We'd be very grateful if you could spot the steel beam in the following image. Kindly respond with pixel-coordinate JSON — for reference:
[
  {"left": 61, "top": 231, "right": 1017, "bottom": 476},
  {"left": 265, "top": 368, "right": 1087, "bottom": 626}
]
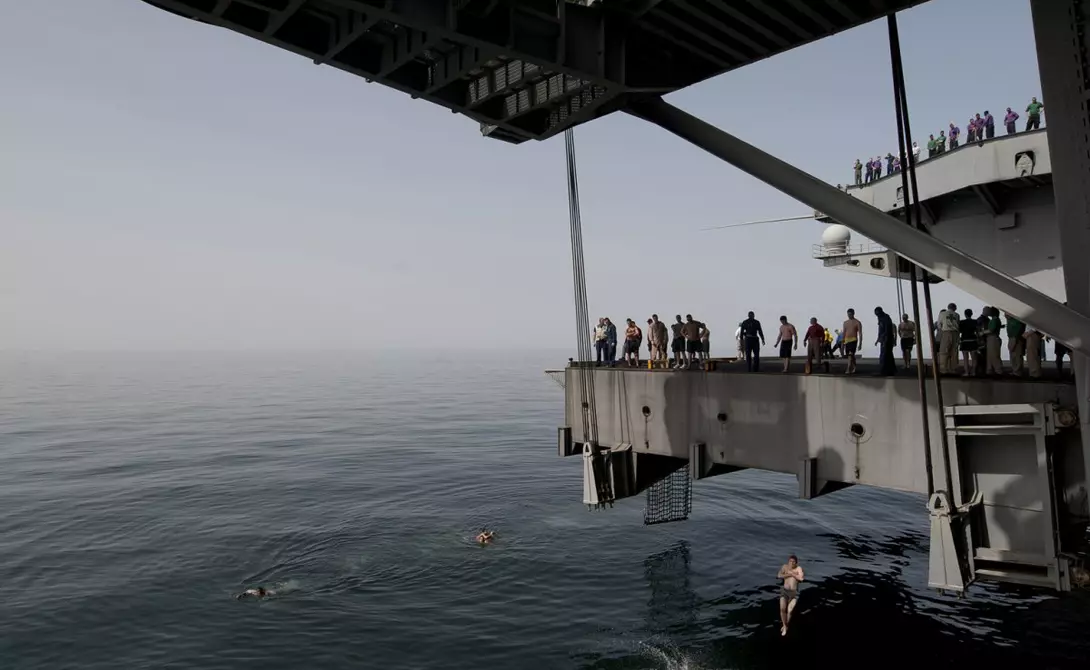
[
  {"left": 266, "top": 0, "right": 306, "bottom": 35},
  {"left": 313, "top": 11, "right": 379, "bottom": 65},
  {"left": 705, "top": 0, "right": 790, "bottom": 48},
  {"left": 744, "top": 0, "right": 811, "bottom": 39},
  {"left": 626, "top": 96, "right": 1090, "bottom": 355}
]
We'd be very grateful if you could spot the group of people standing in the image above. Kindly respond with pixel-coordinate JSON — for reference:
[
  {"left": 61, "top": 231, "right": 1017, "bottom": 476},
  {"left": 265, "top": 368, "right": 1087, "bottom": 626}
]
[
  {"left": 591, "top": 300, "right": 1072, "bottom": 379},
  {"left": 926, "top": 302, "right": 1067, "bottom": 378},
  {"left": 592, "top": 314, "right": 710, "bottom": 368},
  {"left": 853, "top": 97, "right": 1045, "bottom": 186}
]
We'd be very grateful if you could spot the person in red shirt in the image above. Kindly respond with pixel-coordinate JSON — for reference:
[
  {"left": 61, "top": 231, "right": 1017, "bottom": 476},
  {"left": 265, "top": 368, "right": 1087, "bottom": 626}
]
[{"left": 803, "top": 317, "right": 826, "bottom": 374}]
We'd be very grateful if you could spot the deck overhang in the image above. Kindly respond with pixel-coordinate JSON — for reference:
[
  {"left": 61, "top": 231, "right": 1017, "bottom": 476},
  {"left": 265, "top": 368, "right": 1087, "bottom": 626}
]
[{"left": 141, "top": 0, "right": 929, "bottom": 143}]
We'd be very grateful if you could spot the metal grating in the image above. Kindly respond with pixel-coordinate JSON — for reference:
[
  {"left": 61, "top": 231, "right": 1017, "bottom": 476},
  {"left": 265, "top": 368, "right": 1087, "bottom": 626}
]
[
  {"left": 544, "top": 370, "right": 566, "bottom": 389},
  {"left": 644, "top": 466, "right": 692, "bottom": 525}
]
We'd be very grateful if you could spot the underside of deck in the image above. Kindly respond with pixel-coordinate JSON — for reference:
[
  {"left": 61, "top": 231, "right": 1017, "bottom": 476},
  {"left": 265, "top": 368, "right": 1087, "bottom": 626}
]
[{"left": 141, "top": 0, "right": 928, "bottom": 142}]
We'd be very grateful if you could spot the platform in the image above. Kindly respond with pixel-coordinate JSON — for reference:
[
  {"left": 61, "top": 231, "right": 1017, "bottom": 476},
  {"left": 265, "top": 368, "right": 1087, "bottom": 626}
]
[
  {"left": 142, "top": 0, "right": 928, "bottom": 142},
  {"left": 559, "top": 361, "right": 1085, "bottom": 590}
]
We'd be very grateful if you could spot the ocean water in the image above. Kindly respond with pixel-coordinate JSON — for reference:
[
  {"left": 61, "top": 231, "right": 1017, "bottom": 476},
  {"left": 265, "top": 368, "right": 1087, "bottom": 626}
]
[{"left": 1, "top": 351, "right": 1087, "bottom": 670}]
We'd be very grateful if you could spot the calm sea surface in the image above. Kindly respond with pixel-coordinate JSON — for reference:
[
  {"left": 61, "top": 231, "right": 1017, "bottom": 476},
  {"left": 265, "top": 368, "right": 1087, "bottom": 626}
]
[{"left": 1, "top": 351, "right": 1087, "bottom": 669}]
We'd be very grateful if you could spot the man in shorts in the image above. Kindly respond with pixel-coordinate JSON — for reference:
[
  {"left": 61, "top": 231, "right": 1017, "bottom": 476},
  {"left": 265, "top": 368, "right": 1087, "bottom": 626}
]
[
  {"left": 777, "top": 554, "right": 805, "bottom": 636},
  {"left": 898, "top": 313, "right": 916, "bottom": 369},
  {"left": 671, "top": 315, "right": 685, "bottom": 368},
  {"left": 774, "top": 315, "right": 798, "bottom": 373},
  {"left": 681, "top": 314, "right": 703, "bottom": 368},
  {"left": 842, "top": 309, "right": 863, "bottom": 374}
]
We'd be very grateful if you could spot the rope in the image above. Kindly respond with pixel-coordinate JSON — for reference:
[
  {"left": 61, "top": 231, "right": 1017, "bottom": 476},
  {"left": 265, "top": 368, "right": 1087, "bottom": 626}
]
[
  {"left": 887, "top": 14, "right": 934, "bottom": 497},
  {"left": 565, "top": 129, "right": 611, "bottom": 505}
]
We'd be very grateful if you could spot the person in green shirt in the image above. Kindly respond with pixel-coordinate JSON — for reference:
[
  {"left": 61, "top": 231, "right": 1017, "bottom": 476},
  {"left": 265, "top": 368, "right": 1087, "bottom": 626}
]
[
  {"left": 984, "top": 307, "right": 1004, "bottom": 376},
  {"left": 853, "top": 159, "right": 862, "bottom": 186},
  {"left": 927, "top": 135, "right": 937, "bottom": 158},
  {"left": 937, "top": 130, "right": 946, "bottom": 153},
  {"left": 1005, "top": 314, "right": 1026, "bottom": 375},
  {"left": 1026, "top": 97, "right": 1044, "bottom": 131}
]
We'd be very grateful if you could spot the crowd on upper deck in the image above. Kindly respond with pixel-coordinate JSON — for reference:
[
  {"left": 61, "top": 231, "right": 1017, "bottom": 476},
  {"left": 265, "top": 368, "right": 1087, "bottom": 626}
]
[
  {"left": 590, "top": 296, "right": 1073, "bottom": 381},
  {"left": 851, "top": 96, "right": 1045, "bottom": 186}
]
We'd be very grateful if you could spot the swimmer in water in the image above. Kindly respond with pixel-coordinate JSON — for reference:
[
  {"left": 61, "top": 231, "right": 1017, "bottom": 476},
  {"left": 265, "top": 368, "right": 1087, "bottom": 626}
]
[
  {"left": 476, "top": 530, "right": 495, "bottom": 544},
  {"left": 236, "top": 586, "right": 273, "bottom": 600},
  {"left": 777, "top": 554, "right": 804, "bottom": 636}
]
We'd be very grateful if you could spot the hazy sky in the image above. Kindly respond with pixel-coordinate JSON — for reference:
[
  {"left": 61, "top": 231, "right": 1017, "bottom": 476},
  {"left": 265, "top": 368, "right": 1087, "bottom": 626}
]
[{"left": 3, "top": 0, "right": 1044, "bottom": 351}]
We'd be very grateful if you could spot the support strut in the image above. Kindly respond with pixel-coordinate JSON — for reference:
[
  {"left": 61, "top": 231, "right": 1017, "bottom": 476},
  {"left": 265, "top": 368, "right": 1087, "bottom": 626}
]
[{"left": 624, "top": 97, "right": 1090, "bottom": 357}]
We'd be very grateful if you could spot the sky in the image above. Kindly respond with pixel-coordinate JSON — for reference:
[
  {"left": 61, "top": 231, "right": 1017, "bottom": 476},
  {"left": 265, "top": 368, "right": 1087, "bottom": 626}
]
[{"left": 1, "top": 0, "right": 1046, "bottom": 352}]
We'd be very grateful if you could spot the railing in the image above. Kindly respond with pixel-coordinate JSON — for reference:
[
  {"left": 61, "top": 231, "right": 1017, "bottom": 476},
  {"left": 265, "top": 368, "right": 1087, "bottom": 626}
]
[{"left": 812, "top": 242, "right": 887, "bottom": 259}]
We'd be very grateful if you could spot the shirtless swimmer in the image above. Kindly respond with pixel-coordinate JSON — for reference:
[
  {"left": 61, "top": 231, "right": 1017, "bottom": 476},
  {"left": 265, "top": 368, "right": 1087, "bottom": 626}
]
[{"left": 777, "top": 554, "right": 804, "bottom": 636}]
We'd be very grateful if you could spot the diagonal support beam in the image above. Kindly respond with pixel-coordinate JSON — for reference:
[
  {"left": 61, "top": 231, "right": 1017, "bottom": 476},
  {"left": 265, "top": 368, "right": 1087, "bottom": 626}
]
[{"left": 626, "top": 96, "right": 1090, "bottom": 355}]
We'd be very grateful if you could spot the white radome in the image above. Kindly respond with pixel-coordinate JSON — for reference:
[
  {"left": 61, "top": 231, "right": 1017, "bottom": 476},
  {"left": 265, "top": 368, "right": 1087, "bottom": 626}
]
[{"left": 821, "top": 224, "right": 851, "bottom": 249}]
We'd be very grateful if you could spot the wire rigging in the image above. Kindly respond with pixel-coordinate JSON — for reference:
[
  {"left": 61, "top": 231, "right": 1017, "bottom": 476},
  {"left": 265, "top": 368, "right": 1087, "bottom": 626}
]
[{"left": 565, "top": 129, "right": 612, "bottom": 505}]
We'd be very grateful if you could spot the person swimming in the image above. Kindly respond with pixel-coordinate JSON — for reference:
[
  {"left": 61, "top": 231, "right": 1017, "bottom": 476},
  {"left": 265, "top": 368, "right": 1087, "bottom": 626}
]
[
  {"left": 236, "top": 586, "right": 274, "bottom": 600},
  {"left": 476, "top": 530, "right": 495, "bottom": 544}
]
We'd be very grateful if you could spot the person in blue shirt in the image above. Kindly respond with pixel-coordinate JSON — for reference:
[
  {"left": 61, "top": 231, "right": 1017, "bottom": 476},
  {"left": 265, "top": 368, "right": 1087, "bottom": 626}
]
[{"left": 948, "top": 122, "right": 960, "bottom": 149}]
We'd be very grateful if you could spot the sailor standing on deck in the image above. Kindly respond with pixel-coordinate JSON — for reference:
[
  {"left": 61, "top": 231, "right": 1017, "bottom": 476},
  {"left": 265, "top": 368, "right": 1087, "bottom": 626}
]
[
  {"left": 936, "top": 303, "right": 961, "bottom": 374},
  {"left": 803, "top": 317, "right": 824, "bottom": 374},
  {"left": 898, "top": 314, "right": 916, "bottom": 369},
  {"left": 775, "top": 316, "right": 798, "bottom": 373},
  {"left": 841, "top": 310, "right": 863, "bottom": 374},
  {"left": 649, "top": 315, "right": 669, "bottom": 367},
  {"left": 739, "top": 312, "right": 765, "bottom": 372},
  {"left": 671, "top": 315, "right": 685, "bottom": 369},
  {"left": 874, "top": 307, "right": 897, "bottom": 376}
]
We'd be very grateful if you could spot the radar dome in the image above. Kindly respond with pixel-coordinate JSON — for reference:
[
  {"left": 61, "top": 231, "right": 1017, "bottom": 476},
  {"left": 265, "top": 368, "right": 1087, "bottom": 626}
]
[{"left": 821, "top": 224, "right": 851, "bottom": 247}]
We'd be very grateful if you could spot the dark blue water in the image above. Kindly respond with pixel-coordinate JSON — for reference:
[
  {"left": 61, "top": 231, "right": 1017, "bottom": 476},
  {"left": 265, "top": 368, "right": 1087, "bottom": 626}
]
[{"left": 1, "top": 352, "right": 1087, "bottom": 669}]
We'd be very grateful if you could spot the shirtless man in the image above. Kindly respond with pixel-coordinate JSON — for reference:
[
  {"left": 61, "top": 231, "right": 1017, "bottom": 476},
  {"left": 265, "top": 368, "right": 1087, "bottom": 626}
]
[
  {"left": 777, "top": 554, "right": 805, "bottom": 636},
  {"left": 476, "top": 530, "right": 495, "bottom": 544},
  {"left": 681, "top": 314, "right": 703, "bottom": 368},
  {"left": 842, "top": 308, "right": 863, "bottom": 374},
  {"left": 236, "top": 586, "right": 274, "bottom": 600},
  {"left": 774, "top": 316, "right": 798, "bottom": 373},
  {"left": 671, "top": 315, "right": 685, "bottom": 369},
  {"left": 623, "top": 319, "right": 641, "bottom": 367}
]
